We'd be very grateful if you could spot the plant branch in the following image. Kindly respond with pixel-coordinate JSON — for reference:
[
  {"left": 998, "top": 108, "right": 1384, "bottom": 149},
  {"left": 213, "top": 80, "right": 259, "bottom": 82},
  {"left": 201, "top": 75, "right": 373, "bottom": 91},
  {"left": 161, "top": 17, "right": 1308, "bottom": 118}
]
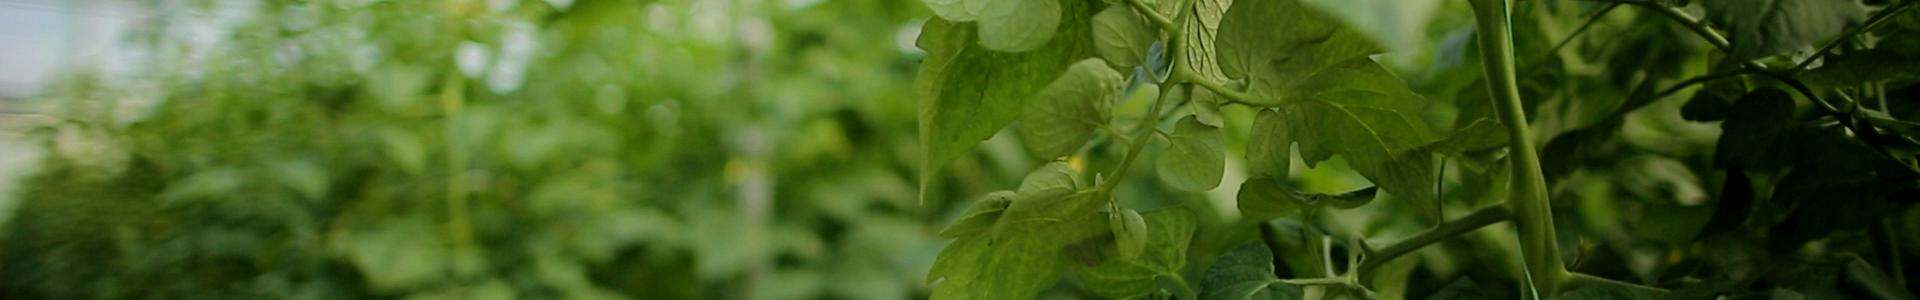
[
  {"left": 1101, "top": 80, "right": 1178, "bottom": 191},
  {"left": 1561, "top": 272, "right": 1669, "bottom": 294},
  {"left": 1534, "top": 3, "right": 1621, "bottom": 66},
  {"left": 1184, "top": 74, "right": 1265, "bottom": 106},
  {"left": 1469, "top": 0, "right": 1567, "bottom": 297},
  {"left": 1651, "top": 69, "right": 1753, "bottom": 100},
  {"left": 1356, "top": 205, "right": 1513, "bottom": 276},
  {"left": 1169, "top": 273, "right": 1199, "bottom": 300}
]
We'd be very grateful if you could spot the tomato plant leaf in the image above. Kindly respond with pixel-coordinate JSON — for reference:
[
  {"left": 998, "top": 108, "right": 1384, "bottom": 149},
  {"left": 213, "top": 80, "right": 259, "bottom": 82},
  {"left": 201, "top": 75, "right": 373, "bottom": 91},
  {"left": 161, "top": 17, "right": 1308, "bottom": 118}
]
[
  {"left": 939, "top": 191, "right": 1017, "bottom": 238},
  {"left": 1093, "top": 5, "right": 1157, "bottom": 69},
  {"left": 1216, "top": 0, "right": 1380, "bottom": 102},
  {"left": 1428, "top": 118, "right": 1509, "bottom": 155},
  {"left": 1249, "top": 59, "right": 1436, "bottom": 217},
  {"left": 1705, "top": 0, "right": 1866, "bottom": 63},
  {"left": 1076, "top": 207, "right": 1198, "bottom": 299},
  {"left": 928, "top": 213, "right": 1108, "bottom": 300},
  {"left": 922, "top": 0, "right": 981, "bottom": 21},
  {"left": 1247, "top": 109, "right": 1294, "bottom": 179},
  {"left": 1199, "top": 242, "right": 1304, "bottom": 300},
  {"left": 995, "top": 162, "right": 1105, "bottom": 240},
  {"left": 1019, "top": 58, "right": 1124, "bottom": 159},
  {"left": 916, "top": 11, "right": 1096, "bottom": 202},
  {"left": 977, "top": 0, "right": 1063, "bottom": 52},
  {"left": 1159, "top": 116, "right": 1227, "bottom": 191},
  {"left": 1713, "top": 88, "right": 1799, "bottom": 172}
]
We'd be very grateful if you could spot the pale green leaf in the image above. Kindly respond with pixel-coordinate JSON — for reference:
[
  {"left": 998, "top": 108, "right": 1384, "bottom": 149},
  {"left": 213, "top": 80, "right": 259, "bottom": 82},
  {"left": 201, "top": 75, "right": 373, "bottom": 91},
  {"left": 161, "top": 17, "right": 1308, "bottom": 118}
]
[
  {"left": 923, "top": 0, "right": 982, "bottom": 21},
  {"left": 1199, "top": 242, "right": 1304, "bottom": 300},
  {"left": 1706, "top": 0, "right": 1866, "bottom": 63},
  {"left": 940, "top": 191, "right": 1017, "bottom": 238},
  {"left": 1020, "top": 58, "right": 1124, "bottom": 159},
  {"left": 1093, "top": 5, "right": 1157, "bottom": 68},
  {"left": 994, "top": 162, "right": 1104, "bottom": 239},
  {"left": 916, "top": 10, "right": 1097, "bottom": 203},
  {"left": 1158, "top": 116, "right": 1226, "bottom": 191},
  {"left": 1076, "top": 207, "right": 1199, "bottom": 299},
  {"left": 928, "top": 213, "right": 1107, "bottom": 300},
  {"left": 1216, "top": 0, "right": 1380, "bottom": 102},
  {"left": 978, "top": 0, "right": 1062, "bottom": 52}
]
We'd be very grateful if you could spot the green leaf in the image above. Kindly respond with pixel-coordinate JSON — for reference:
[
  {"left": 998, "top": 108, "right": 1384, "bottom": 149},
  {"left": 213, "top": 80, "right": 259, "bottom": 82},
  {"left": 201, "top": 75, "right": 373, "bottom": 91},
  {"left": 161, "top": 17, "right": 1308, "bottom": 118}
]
[
  {"left": 1158, "top": 116, "right": 1226, "bottom": 191},
  {"left": 1093, "top": 6, "right": 1157, "bottom": 68},
  {"left": 1247, "top": 109, "right": 1294, "bottom": 179},
  {"left": 940, "top": 191, "right": 1017, "bottom": 238},
  {"left": 1076, "top": 207, "right": 1199, "bottom": 299},
  {"left": 1237, "top": 177, "right": 1380, "bottom": 221},
  {"left": 1428, "top": 118, "right": 1508, "bottom": 155},
  {"left": 1235, "top": 177, "right": 1300, "bottom": 221},
  {"left": 922, "top": 0, "right": 981, "bottom": 21},
  {"left": 1020, "top": 58, "right": 1125, "bottom": 159},
  {"left": 1199, "top": 242, "right": 1304, "bottom": 300},
  {"left": 928, "top": 213, "right": 1109, "bottom": 300},
  {"left": 978, "top": 0, "right": 1063, "bottom": 52},
  {"left": 1182, "top": 0, "right": 1233, "bottom": 110},
  {"left": 1296, "top": 0, "right": 1441, "bottom": 52},
  {"left": 1713, "top": 88, "right": 1799, "bottom": 172},
  {"left": 995, "top": 162, "right": 1105, "bottom": 239},
  {"left": 1252, "top": 59, "right": 1436, "bottom": 217},
  {"left": 1216, "top": 0, "right": 1381, "bottom": 102},
  {"left": 1803, "top": 48, "right": 1916, "bottom": 86},
  {"left": 1706, "top": 0, "right": 1866, "bottom": 63},
  {"left": 916, "top": 10, "right": 1097, "bottom": 202}
]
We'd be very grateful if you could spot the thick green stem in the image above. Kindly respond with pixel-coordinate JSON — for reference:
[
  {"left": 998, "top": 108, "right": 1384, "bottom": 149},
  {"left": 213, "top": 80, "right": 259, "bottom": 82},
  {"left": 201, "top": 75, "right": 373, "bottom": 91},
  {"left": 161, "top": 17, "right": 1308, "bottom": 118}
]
[{"left": 1468, "top": 0, "right": 1567, "bottom": 297}]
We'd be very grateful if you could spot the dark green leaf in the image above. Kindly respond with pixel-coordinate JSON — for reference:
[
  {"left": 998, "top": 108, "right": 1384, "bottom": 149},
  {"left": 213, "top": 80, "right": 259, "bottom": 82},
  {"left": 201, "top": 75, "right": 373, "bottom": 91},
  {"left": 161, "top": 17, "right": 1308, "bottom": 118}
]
[
  {"left": 1247, "top": 109, "right": 1294, "bottom": 179},
  {"left": 1019, "top": 58, "right": 1125, "bottom": 159},
  {"left": 1713, "top": 88, "right": 1799, "bottom": 172},
  {"left": 1077, "top": 207, "right": 1199, "bottom": 299},
  {"left": 1681, "top": 72, "right": 1746, "bottom": 122},
  {"left": 1428, "top": 118, "right": 1509, "bottom": 155},
  {"left": 1093, "top": 6, "right": 1157, "bottom": 68},
  {"left": 916, "top": 11, "right": 1097, "bottom": 202},
  {"left": 1199, "top": 242, "right": 1304, "bottom": 300},
  {"left": 1706, "top": 0, "right": 1866, "bottom": 63},
  {"left": 1236, "top": 177, "right": 1300, "bottom": 221},
  {"left": 1804, "top": 48, "right": 1917, "bottom": 86},
  {"left": 1159, "top": 116, "right": 1226, "bottom": 191},
  {"left": 1237, "top": 178, "right": 1378, "bottom": 220}
]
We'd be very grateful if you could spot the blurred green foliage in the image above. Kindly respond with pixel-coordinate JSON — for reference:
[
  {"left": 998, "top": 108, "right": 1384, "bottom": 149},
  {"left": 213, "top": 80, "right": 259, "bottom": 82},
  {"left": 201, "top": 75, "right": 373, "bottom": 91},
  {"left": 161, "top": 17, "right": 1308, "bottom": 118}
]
[{"left": 0, "top": 0, "right": 962, "bottom": 299}]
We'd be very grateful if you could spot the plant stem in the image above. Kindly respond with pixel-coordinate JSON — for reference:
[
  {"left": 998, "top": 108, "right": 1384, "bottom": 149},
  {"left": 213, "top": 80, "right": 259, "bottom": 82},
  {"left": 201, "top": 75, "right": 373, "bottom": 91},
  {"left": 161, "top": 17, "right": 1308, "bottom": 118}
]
[
  {"left": 1561, "top": 272, "right": 1669, "bottom": 294},
  {"left": 1356, "top": 205, "right": 1513, "bottom": 277},
  {"left": 1469, "top": 0, "right": 1567, "bottom": 297},
  {"left": 1101, "top": 81, "right": 1177, "bottom": 191}
]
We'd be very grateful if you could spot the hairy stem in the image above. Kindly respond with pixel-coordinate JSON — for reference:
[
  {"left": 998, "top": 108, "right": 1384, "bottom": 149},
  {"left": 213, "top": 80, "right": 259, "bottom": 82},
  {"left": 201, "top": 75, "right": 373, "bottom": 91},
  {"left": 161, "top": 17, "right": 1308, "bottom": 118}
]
[
  {"left": 1469, "top": 0, "right": 1567, "bottom": 297},
  {"left": 1356, "top": 205, "right": 1513, "bottom": 277}
]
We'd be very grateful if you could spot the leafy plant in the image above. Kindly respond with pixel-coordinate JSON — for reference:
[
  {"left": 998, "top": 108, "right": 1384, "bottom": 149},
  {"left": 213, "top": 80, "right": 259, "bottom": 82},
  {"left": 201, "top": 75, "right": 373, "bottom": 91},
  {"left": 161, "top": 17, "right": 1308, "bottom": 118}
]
[{"left": 914, "top": 0, "right": 1920, "bottom": 299}]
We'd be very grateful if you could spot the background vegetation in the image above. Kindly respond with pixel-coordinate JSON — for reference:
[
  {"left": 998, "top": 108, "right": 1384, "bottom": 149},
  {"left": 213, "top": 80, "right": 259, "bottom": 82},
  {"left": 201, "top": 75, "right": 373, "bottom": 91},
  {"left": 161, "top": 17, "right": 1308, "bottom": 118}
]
[{"left": 0, "top": 0, "right": 1914, "bottom": 299}]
